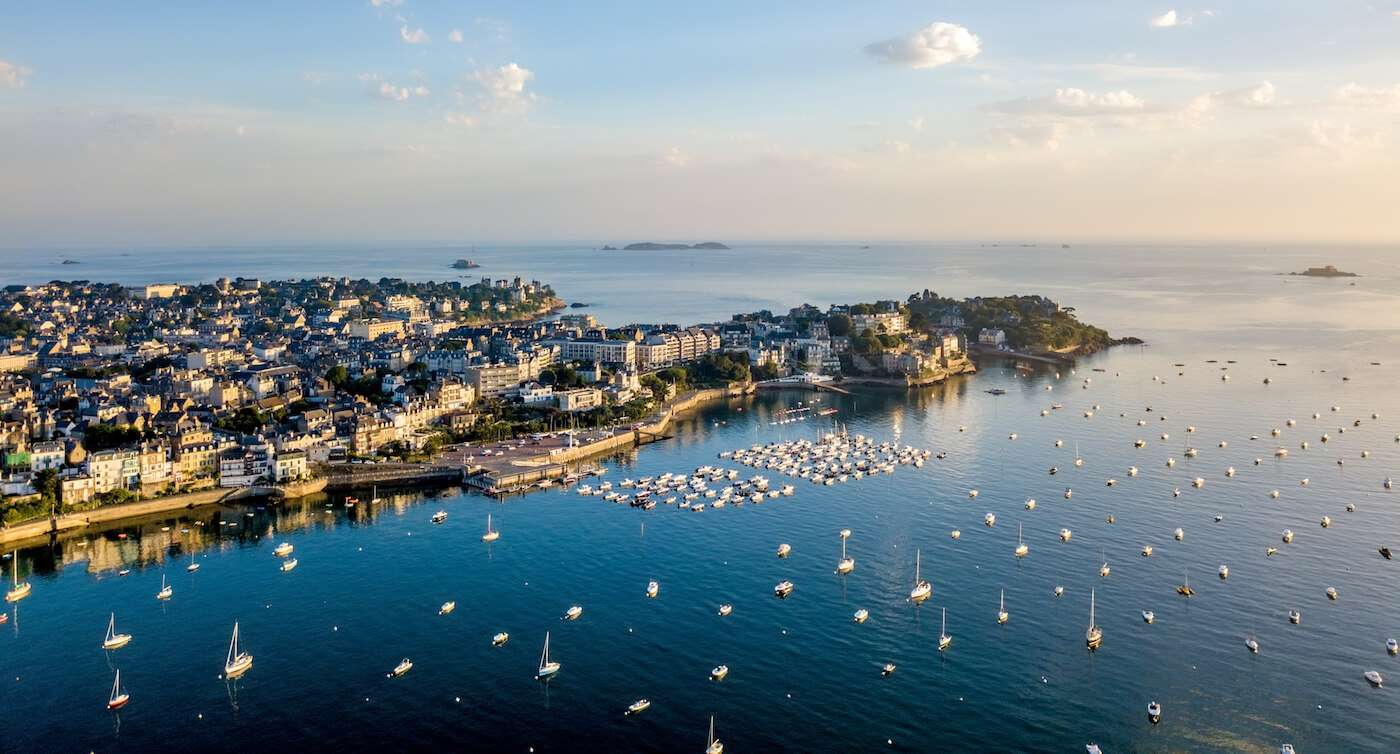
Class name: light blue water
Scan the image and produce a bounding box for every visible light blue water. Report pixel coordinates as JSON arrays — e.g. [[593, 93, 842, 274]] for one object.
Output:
[[2, 245, 1399, 752]]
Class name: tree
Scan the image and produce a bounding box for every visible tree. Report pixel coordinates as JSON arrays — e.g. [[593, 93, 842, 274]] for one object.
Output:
[[325, 365, 349, 387], [827, 313, 853, 337], [83, 424, 142, 451]]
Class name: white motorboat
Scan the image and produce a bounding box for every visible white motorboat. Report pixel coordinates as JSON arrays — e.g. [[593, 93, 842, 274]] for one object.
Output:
[[626, 698, 651, 715], [390, 658, 413, 677], [853, 608, 869, 623], [646, 580, 660, 599], [776, 543, 792, 558], [273, 542, 294, 557], [492, 632, 509, 646], [1142, 610, 1154, 624], [774, 580, 794, 598], [718, 603, 733, 617], [439, 601, 456, 615], [564, 605, 584, 620], [431, 510, 448, 524], [710, 664, 729, 681], [1365, 670, 1384, 687]]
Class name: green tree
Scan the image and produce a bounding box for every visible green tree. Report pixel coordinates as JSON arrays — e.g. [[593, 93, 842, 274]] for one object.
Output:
[[827, 313, 853, 337]]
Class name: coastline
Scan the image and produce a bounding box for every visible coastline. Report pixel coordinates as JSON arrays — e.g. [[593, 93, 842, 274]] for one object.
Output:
[[0, 477, 328, 548]]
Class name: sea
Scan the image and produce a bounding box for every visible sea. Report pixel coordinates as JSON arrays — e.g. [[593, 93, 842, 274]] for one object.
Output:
[[1, 243, 1399, 753]]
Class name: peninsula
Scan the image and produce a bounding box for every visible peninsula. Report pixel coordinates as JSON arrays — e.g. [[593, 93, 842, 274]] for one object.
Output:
[[1287, 265, 1358, 278], [0, 276, 1120, 536], [616, 241, 730, 251]]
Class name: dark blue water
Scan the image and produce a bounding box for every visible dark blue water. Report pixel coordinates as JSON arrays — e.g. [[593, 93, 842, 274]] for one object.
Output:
[[2, 245, 1400, 752]]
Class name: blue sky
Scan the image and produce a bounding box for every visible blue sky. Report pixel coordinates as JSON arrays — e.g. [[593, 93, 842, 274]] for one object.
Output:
[[3, 1, 1400, 245]]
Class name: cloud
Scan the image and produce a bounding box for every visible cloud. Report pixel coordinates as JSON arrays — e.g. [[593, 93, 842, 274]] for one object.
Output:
[[871, 139, 912, 154], [443, 112, 476, 127], [1334, 82, 1400, 111], [661, 146, 690, 167], [984, 88, 1148, 116], [0, 59, 34, 88], [1150, 10, 1184, 27], [472, 63, 536, 111], [1236, 80, 1275, 108], [986, 122, 1069, 151], [448, 29, 464, 44], [1044, 61, 1216, 83], [400, 25, 429, 44], [864, 22, 981, 69], [370, 0, 403, 7], [908, 117, 927, 131], [301, 71, 331, 85], [375, 81, 429, 102]]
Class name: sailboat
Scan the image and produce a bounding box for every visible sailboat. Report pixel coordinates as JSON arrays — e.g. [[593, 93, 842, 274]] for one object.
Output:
[[706, 715, 724, 754], [1177, 569, 1194, 596], [997, 590, 1009, 624], [155, 573, 173, 600], [481, 513, 500, 543], [223, 621, 253, 678], [536, 631, 560, 679], [909, 549, 932, 602], [4, 550, 30, 602], [938, 607, 952, 650], [836, 535, 855, 574], [1015, 524, 1029, 557], [1085, 588, 1103, 650], [1074, 441, 1084, 467], [186, 550, 200, 573], [370, 485, 383, 505], [103, 612, 132, 650], [107, 668, 130, 710], [1099, 548, 1110, 578]]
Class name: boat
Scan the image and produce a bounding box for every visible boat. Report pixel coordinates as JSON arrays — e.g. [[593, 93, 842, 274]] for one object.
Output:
[[223, 621, 253, 678], [909, 549, 932, 602], [1381, 547, 1393, 560], [1087, 745, 1102, 754], [626, 698, 651, 715], [1282, 529, 1294, 544], [1054, 585, 1065, 598], [431, 510, 448, 524], [1246, 636, 1260, 654], [718, 603, 733, 617], [882, 662, 896, 676], [646, 580, 660, 598], [1388, 638, 1398, 655], [1177, 570, 1194, 596], [156, 574, 173, 600], [273, 542, 294, 557], [107, 669, 130, 710], [536, 632, 560, 678], [482, 513, 500, 542], [370, 485, 382, 505], [1218, 564, 1229, 580], [984, 512, 996, 527], [1141, 545, 1153, 557], [186, 552, 200, 573], [101, 612, 133, 650], [1327, 586, 1339, 601], [492, 632, 509, 646], [706, 716, 724, 754], [1147, 700, 1162, 724], [710, 664, 729, 681], [1060, 528, 1072, 542], [1099, 550, 1110, 578], [1174, 528, 1184, 541], [774, 580, 794, 598], [1143, 610, 1154, 624], [5, 550, 31, 602], [280, 558, 298, 572], [564, 604, 584, 620], [439, 601, 456, 615], [997, 590, 1009, 624], [1365, 670, 1384, 687], [836, 536, 855, 574], [777, 543, 792, 558], [1015, 524, 1029, 557], [938, 607, 952, 650], [1086, 589, 1102, 650], [1267, 547, 1278, 556], [853, 608, 869, 623], [1289, 610, 1300, 624], [390, 658, 413, 677]]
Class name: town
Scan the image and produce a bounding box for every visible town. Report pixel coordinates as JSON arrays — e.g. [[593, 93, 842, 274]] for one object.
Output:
[[0, 274, 1109, 530]]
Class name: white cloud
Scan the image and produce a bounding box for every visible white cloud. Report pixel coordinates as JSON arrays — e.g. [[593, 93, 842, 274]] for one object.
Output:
[[400, 25, 429, 44], [984, 88, 1147, 116], [370, 0, 403, 7], [873, 139, 912, 154], [0, 59, 34, 88], [908, 117, 927, 131], [473, 63, 536, 111], [443, 112, 476, 127], [302, 71, 331, 85], [661, 146, 690, 167], [1334, 82, 1400, 110], [987, 122, 1069, 151], [1151, 10, 1183, 27], [448, 29, 464, 44], [1237, 81, 1275, 108], [375, 81, 429, 102], [864, 22, 981, 69]]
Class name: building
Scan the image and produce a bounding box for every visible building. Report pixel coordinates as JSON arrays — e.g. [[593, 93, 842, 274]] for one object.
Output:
[[978, 329, 1007, 347], [349, 319, 406, 341], [465, 363, 525, 398], [548, 337, 636, 367], [555, 387, 603, 412], [29, 440, 65, 471], [88, 449, 140, 493], [273, 450, 307, 482], [219, 446, 271, 487], [129, 283, 182, 300], [852, 311, 907, 335]]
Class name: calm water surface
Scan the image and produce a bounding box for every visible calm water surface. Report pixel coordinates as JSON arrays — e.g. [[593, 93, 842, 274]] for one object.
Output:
[[2, 245, 1399, 752]]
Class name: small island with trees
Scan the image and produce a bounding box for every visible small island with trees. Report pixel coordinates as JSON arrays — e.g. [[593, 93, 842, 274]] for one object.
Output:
[[1286, 265, 1358, 278], [451, 259, 481, 269]]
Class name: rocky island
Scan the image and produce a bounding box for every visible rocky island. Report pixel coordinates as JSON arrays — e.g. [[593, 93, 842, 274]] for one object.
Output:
[[617, 241, 730, 251], [451, 259, 480, 269], [1288, 265, 1358, 278]]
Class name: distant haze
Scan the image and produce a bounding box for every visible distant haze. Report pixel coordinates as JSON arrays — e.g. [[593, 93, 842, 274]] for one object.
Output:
[[2, 2, 1399, 246]]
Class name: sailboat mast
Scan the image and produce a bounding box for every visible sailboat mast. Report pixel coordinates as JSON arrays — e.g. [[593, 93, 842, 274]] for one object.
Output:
[[1090, 589, 1096, 626]]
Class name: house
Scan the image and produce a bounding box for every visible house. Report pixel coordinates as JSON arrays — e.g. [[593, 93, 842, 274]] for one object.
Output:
[[556, 387, 602, 412], [978, 329, 1007, 347], [273, 450, 307, 482]]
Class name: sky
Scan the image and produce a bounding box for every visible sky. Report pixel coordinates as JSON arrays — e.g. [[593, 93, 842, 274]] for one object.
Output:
[[3, 1, 1400, 246]]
